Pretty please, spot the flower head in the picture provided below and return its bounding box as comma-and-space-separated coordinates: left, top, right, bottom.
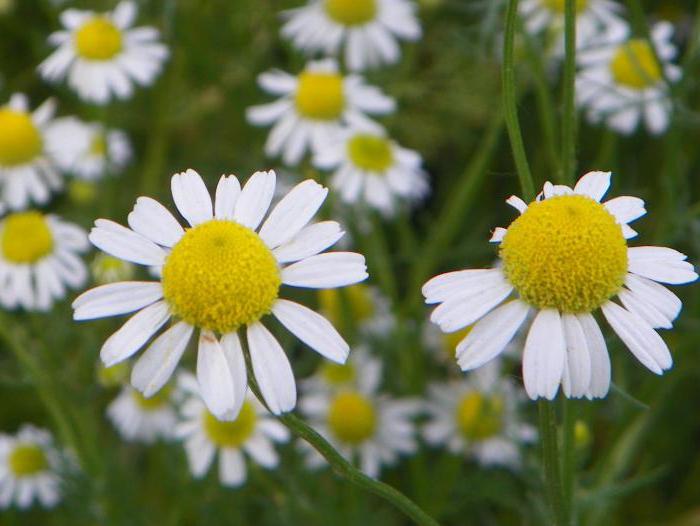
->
107, 382, 178, 443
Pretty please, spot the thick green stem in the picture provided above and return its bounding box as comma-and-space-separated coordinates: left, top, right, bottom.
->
562, 398, 577, 525
539, 400, 566, 526
561, 0, 577, 184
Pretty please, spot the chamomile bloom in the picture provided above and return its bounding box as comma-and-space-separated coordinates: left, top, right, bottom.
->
0, 94, 63, 211
246, 59, 395, 166
175, 373, 289, 488
313, 123, 428, 215
107, 383, 177, 443
39, 1, 169, 105
47, 117, 131, 180
423, 362, 535, 468
281, 0, 421, 71
300, 350, 420, 477
0, 211, 89, 311
73, 169, 367, 422
423, 171, 698, 400
0, 426, 61, 509
576, 22, 680, 135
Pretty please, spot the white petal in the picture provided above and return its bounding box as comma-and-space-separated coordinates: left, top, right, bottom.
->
628, 247, 698, 284
128, 197, 184, 247
506, 195, 527, 213
90, 219, 166, 266
282, 252, 367, 288
561, 314, 591, 398
422, 268, 504, 305
214, 175, 241, 220
272, 221, 344, 263
244, 435, 279, 468
197, 331, 246, 421
618, 288, 672, 329
604, 196, 646, 224
577, 313, 610, 399
573, 171, 611, 201
489, 227, 507, 243
233, 171, 276, 230
73, 281, 163, 320
170, 169, 213, 227
625, 274, 682, 323
247, 323, 296, 414
219, 449, 246, 487
523, 309, 565, 400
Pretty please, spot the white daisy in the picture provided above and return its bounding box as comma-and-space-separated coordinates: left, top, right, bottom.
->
300, 350, 420, 477
38, 1, 169, 105
281, 0, 421, 71
246, 59, 395, 166
423, 361, 536, 468
422, 171, 698, 400
175, 373, 289, 488
47, 117, 131, 180
0, 425, 61, 509
72, 169, 368, 422
313, 123, 428, 215
0, 211, 89, 311
576, 22, 681, 135
0, 94, 63, 212
107, 382, 178, 443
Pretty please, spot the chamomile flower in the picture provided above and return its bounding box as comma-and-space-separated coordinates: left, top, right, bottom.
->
47, 117, 132, 180
0, 94, 63, 211
423, 362, 535, 468
73, 169, 367, 421
0, 425, 61, 509
281, 0, 421, 71
39, 1, 169, 104
107, 383, 178, 443
0, 211, 89, 311
313, 124, 428, 215
422, 171, 698, 400
175, 373, 289, 488
300, 350, 420, 477
576, 22, 680, 135
246, 59, 395, 166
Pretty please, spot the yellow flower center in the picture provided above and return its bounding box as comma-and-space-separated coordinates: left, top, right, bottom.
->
320, 362, 357, 386
131, 384, 172, 411
74, 17, 123, 60
327, 391, 377, 445
8, 444, 48, 476
541, 0, 588, 13
295, 72, 345, 120
455, 392, 504, 441
90, 133, 107, 156
1, 212, 54, 264
0, 109, 43, 167
325, 0, 377, 25
500, 195, 628, 313
202, 401, 257, 448
319, 284, 375, 329
162, 220, 280, 334
610, 39, 662, 90
347, 134, 394, 172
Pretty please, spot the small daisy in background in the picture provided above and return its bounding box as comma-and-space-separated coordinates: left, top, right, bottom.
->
318, 283, 393, 338
246, 59, 395, 166
73, 169, 367, 421
107, 382, 178, 443
281, 0, 421, 71
39, 1, 169, 105
299, 349, 420, 477
0, 94, 63, 211
175, 373, 289, 488
423, 361, 536, 468
576, 22, 680, 135
91, 252, 135, 285
423, 171, 698, 400
0, 425, 62, 509
313, 123, 428, 215
0, 211, 89, 311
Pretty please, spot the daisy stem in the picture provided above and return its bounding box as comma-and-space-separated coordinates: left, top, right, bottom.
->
538, 400, 567, 526
561, 0, 578, 185
561, 398, 577, 524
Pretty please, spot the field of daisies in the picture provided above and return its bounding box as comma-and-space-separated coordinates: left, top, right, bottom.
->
0, 0, 699, 524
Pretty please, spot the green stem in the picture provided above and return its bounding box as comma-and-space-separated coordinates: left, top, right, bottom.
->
503, 0, 535, 200
561, 0, 577, 184
562, 398, 577, 525
366, 212, 398, 302
539, 400, 566, 526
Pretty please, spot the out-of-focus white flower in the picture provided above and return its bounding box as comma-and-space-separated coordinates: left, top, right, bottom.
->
317, 283, 394, 338
107, 382, 178, 443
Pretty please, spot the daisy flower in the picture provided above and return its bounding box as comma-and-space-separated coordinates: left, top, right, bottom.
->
300, 350, 420, 477
423, 361, 536, 468
0, 211, 89, 311
72, 169, 368, 421
47, 117, 131, 180
281, 0, 421, 71
313, 123, 428, 215
0, 94, 63, 211
422, 171, 698, 400
246, 59, 395, 166
38, 1, 169, 105
175, 373, 289, 488
107, 382, 178, 443
576, 22, 681, 135
0, 425, 61, 509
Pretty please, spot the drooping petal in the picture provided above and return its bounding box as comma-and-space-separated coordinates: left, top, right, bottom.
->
247, 322, 296, 414
522, 309, 565, 400
196, 331, 246, 421
561, 314, 591, 398
577, 313, 610, 399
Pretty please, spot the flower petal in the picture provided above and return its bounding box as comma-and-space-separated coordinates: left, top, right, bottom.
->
577, 313, 610, 399
196, 331, 246, 421
628, 247, 698, 284
604, 196, 646, 225
128, 196, 184, 247
282, 252, 367, 288
272, 221, 344, 263
423, 269, 505, 305
247, 322, 296, 414
214, 175, 241, 220
233, 171, 276, 230
170, 169, 213, 227
219, 449, 246, 487
90, 219, 166, 266
523, 309, 565, 400
618, 287, 672, 329
625, 274, 682, 324
73, 281, 163, 320
561, 314, 591, 398
573, 171, 611, 201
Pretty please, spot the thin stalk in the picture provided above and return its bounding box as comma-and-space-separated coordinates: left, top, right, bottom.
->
562, 398, 577, 525
561, 0, 577, 184
539, 400, 566, 526
366, 212, 398, 302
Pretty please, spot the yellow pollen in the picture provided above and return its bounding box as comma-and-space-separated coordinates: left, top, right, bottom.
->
319, 284, 375, 329
500, 195, 628, 313
541, 0, 588, 13
202, 402, 257, 448
320, 362, 357, 386
455, 392, 504, 441
347, 134, 393, 172
74, 17, 123, 60
610, 39, 662, 90
162, 220, 280, 333
8, 444, 48, 476
325, 0, 377, 25
131, 384, 172, 411
328, 391, 377, 445
295, 72, 345, 120
0, 109, 42, 167
1, 212, 54, 264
